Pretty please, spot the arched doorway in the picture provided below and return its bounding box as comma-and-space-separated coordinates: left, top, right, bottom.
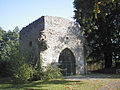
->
59, 48, 76, 76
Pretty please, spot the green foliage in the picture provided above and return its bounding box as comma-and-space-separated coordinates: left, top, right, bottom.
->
31, 69, 43, 81
42, 64, 62, 80
10, 59, 34, 83
0, 27, 35, 83
74, 0, 120, 68
87, 60, 103, 71
0, 26, 62, 83
0, 27, 19, 61
8, 43, 34, 83
0, 27, 20, 77
29, 59, 62, 81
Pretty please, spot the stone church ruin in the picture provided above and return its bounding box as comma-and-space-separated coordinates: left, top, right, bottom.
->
20, 16, 87, 76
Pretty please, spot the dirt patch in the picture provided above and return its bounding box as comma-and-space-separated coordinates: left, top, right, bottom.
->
65, 74, 120, 80
99, 81, 120, 90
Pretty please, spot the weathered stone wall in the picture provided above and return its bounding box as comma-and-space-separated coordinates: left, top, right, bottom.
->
20, 16, 86, 74
20, 17, 45, 65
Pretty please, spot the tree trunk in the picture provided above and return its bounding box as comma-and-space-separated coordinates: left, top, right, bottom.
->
116, 61, 120, 68
104, 52, 112, 68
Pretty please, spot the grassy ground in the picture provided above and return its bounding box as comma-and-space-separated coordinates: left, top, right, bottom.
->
0, 77, 120, 90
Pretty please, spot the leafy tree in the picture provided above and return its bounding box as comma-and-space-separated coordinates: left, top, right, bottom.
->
0, 27, 20, 76
0, 28, 5, 60
0, 26, 19, 61
73, 0, 120, 68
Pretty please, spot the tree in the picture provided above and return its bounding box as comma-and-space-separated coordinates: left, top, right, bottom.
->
73, 0, 120, 68
0, 27, 20, 76
0, 27, 6, 60
0, 27, 19, 61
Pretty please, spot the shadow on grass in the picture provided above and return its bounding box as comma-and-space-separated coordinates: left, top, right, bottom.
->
0, 77, 84, 90
41, 79, 82, 84
0, 77, 41, 89
0, 77, 11, 83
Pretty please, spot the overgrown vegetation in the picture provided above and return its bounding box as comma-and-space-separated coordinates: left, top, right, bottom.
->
31, 64, 62, 81
0, 27, 20, 77
10, 59, 34, 83
0, 27, 62, 83
42, 64, 62, 80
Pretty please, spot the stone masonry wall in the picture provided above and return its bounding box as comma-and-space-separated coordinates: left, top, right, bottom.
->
20, 17, 45, 65
20, 16, 86, 74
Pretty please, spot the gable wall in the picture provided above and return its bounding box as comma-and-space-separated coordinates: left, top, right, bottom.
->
41, 16, 86, 74
20, 16, 86, 74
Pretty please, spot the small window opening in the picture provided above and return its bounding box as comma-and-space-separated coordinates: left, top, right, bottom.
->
66, 37, 69, 39
29, 41, 32, 47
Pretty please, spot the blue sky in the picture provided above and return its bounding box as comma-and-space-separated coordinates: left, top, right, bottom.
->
0, 0, 75, 31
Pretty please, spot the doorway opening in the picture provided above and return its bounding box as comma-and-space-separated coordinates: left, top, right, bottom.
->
59, 48, 76, 76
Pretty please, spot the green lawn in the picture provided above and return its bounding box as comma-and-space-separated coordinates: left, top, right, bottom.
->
0, 77, 119, 90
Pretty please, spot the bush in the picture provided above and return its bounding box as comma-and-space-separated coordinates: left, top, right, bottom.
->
10, 59, 34, 83
31, 64, 62, 81
31, 69, 44, 81
42, 64, 62, 80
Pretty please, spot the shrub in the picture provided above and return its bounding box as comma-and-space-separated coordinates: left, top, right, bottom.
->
10, 58, 34, 83
42, 64, 62, 80
31, 68, 44, 81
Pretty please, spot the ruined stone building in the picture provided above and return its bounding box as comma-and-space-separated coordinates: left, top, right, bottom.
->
20, 16, 87, 76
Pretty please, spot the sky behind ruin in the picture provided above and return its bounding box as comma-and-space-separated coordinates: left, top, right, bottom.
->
0, 0, 74, 31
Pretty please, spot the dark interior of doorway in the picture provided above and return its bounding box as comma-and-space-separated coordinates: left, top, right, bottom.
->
59, 48, 76, 76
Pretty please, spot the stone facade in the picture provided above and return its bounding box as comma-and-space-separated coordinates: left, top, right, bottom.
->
20, 16, 87, 75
